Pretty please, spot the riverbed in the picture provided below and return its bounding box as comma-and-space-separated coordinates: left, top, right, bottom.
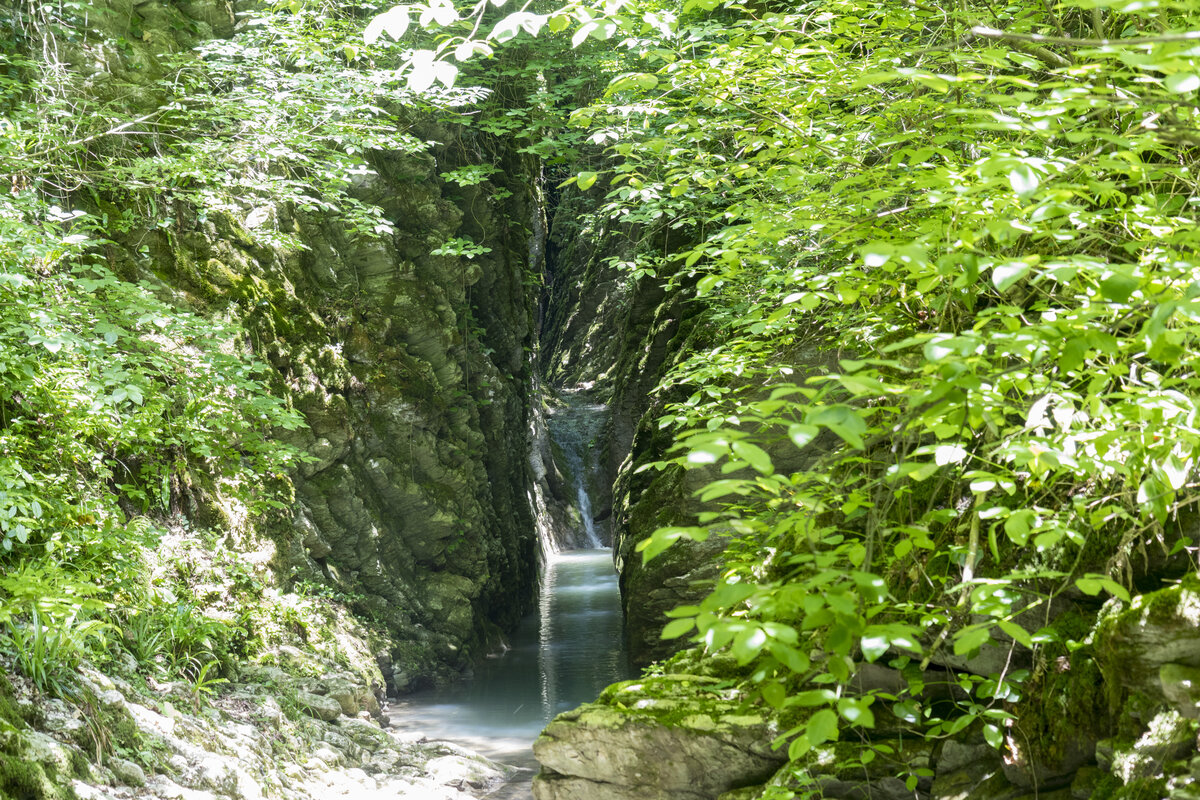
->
388, 549, 630, 798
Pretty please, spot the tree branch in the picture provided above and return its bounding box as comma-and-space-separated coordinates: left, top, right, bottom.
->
971, 24, 1200, 48
967, 27, 1073, 69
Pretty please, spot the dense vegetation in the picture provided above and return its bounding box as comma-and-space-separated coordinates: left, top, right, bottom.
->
0, 0, 438, 699
375, 0, 1200, 793
5, 0, 1200, 795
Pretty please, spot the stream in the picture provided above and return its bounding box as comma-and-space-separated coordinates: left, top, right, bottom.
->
387, 550, 630, 798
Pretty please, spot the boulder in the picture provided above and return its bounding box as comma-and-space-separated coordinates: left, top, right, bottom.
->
320, 673, 366, 717
336, 717, 393, 752
107, 755, 147, 787
297, 691, 342, 722
1095, 577, 1200, 699
532, 676, 785, 800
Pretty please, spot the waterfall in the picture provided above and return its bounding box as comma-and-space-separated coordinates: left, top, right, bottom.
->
535, 389, 610, 553
387, 389, 627, 799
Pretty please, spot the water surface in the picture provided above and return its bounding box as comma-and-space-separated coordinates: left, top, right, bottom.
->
389, 550, 630, 797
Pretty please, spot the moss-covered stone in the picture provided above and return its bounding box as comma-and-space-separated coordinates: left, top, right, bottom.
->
0, 752, 76, 800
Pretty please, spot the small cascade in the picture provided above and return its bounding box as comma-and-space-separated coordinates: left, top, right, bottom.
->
540, 390, 610, 552
387, 387, 627, 798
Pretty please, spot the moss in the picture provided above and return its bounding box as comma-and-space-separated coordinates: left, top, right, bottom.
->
1110, 776, 1168, 800
0, 752, 77, 800
69, 697, 142, 766
0, 678, 27, 733
1007, 635, 1114, 776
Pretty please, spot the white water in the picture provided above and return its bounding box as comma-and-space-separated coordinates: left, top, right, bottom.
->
547, 397, 608, 550
388, 550, 630, 797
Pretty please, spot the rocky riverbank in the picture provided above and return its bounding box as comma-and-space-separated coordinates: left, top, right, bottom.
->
1, 648, 527, 800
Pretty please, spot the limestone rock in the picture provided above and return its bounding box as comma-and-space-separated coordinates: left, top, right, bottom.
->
108, 755, 147, 787
532, 677, 785, 800
320, 673, 365, 717
336, 717, 393, 751
21, 730, 76, 774
425, 752, 509, 794
297, 691, 342, 722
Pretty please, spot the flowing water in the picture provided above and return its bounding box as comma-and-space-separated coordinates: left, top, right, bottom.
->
388, 549, 631, 798
547, 395, 609, 549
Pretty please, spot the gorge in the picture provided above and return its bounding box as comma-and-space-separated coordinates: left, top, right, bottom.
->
3, 1, 1200, 800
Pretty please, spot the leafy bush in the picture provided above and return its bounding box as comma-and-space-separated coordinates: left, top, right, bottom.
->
444, 0, 1200, 778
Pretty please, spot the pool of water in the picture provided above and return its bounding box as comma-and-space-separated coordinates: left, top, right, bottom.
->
388, 549, 631, 797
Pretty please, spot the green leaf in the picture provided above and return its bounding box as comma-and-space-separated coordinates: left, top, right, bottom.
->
1004, 510, 1034, 545
859, 632, 889, 662
364, 6, 410, 44
998, 619, 1032, 648
1162, 455, 1188, 491
636, 526, 708, 562
731, 440, 773, 474
992, 261, 1030, 292
788, 424, 819, 448
807, 405, 866, 450
788, 734, 812, 760
837, 696, 875, 727
983, 723, 1004, 749
1076, 574, 1129, 602
934, 444, 967, 466
1100, 273, 1138, 304
1008, 164, 1039, 198
806, 709, 839, 745
661, 618, 696, 639
1166, 73, 1200, 94
761, 682, 787, 709
860, 243, 893, 268
953, 625, 991, 656
731, 626, 767, 664
789, 689, 836, 707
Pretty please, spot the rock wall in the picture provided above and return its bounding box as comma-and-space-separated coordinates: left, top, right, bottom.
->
22, 0, 543, 690
168, 134, 543, 689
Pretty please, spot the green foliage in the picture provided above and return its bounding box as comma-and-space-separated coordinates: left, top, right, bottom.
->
0, 566, 111, 697
0, 0, 352, 703
510, 0, 1200, 785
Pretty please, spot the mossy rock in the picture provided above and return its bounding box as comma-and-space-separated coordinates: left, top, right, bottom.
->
1096, 575, 1200, 705
0, 751, 77, 800
534, 679, 786, 800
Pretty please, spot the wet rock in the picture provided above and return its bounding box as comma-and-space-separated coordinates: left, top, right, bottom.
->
532, 677, 785, 800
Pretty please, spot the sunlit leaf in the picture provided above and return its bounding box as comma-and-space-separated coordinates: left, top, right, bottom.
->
364, 5, 410, 43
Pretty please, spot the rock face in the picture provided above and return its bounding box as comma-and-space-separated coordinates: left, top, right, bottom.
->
531, 676, 786, 800
201, 136, 542, 686
55, 0, 543, 689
